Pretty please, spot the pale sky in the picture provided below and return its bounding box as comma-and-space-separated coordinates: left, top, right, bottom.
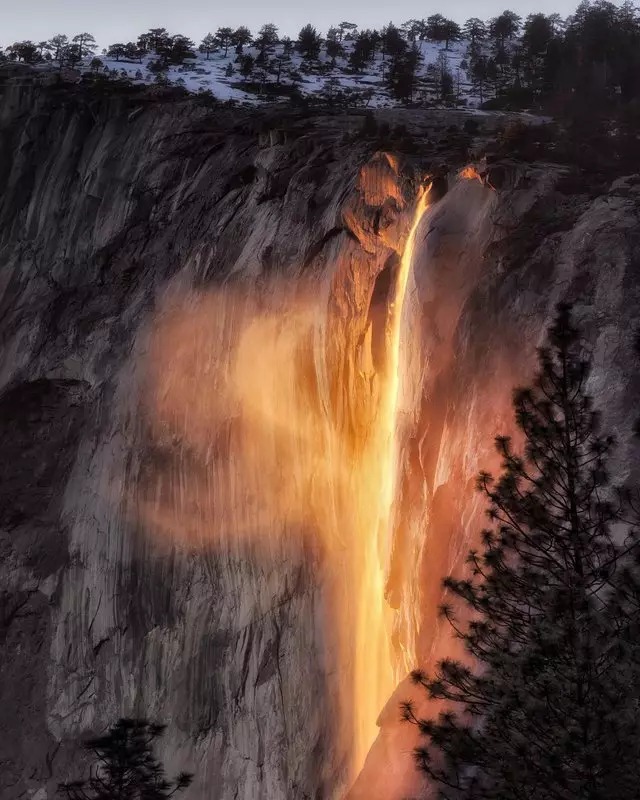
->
2, 0, 581, 50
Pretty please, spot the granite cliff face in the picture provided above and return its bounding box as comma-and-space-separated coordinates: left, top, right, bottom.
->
1, 71, 639, 800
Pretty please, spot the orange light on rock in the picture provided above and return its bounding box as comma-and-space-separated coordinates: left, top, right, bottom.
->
136, 181, 432, 784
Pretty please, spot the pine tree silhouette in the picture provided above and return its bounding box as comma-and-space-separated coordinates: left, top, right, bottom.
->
403, 304, 640, 799
57, 718, 193, 800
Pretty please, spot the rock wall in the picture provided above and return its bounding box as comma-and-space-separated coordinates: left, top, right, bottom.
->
0, 73, 424, 799
352, 168, 640, 799
1, 71, 640, 800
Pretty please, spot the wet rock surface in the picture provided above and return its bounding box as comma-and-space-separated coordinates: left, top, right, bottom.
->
1, 70, 639, 800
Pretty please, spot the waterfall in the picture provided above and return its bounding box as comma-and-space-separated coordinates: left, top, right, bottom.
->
134, 182, 433, 785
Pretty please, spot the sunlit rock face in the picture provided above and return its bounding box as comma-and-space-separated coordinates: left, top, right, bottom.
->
350, 169, 640, 799
2, 71, 640, 800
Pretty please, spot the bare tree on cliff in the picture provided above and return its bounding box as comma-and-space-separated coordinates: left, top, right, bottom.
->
57, 718, 193, 800
403, 304, 640, 799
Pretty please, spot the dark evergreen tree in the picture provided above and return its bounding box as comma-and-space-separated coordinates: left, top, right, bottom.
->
403, 19, 428, 42
463, 18, 488, 45
57, 719, 192, 800
426, 14, 461, 48
255, 48, 269, 70
163, 35, 195, 65
6, 41, 40, 63
270, 49, 291, 85
521, 14, 554, 95
214, 27, 234, 57
490, 10, 523, 45
381, 22, 407, 58
72, 33, 96, 58
349, 31, 377, 71
426, 14, 447, 42
387, 45, 421, 102
522, 13, 554, 55
64, 44, 83, 68
231, 26, 252, 53
297, 24, 322, 60
144, 28, 171, 53
326, 35, 345, 64
470, 54, 492, 103
123, 42, 144, 62
48, 34, 69, 62
36, 40, 51, 58
338, 21, 358, 41
442, 20, 462, 49
254, 23, 279, 50
199, 33, 217, 60
239, 53, 255, 80
403, 305, 640, 800
106, 43, 126, 61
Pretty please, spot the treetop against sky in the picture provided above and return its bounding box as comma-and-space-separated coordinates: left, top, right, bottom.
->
3, 0, 601, 51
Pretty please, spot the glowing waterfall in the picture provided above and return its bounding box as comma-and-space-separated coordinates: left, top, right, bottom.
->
138, 178, 432, 786
353, 184, 432, 770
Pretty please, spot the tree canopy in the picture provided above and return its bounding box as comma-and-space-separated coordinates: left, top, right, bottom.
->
57, 718, 193, 800
403, 305, 640, 800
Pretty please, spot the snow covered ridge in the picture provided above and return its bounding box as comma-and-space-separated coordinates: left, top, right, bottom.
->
16, 38, 480, 109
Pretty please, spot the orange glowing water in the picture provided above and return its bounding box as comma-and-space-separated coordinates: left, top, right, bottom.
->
353, 184, 431, 769
138, 183, 432, 785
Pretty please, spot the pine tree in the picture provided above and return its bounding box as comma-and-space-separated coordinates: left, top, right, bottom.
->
442, 20, 462, 50
57, 718, 192, 800
121, 42, 143, 62
231, 26, 252, 54
48, 34, 69, 62
463, 18, 488, 45
349, 31, 377, 71
199, 33, 217, 60
106, 43, 126, 62
338, 21, 358, 41
387, 46, 421, 102
239, 54, 254, 81
297, 24, 322, 60
490, 10, 522, 45
403, 304, 640, 800
164, 35, 195, 65
381, 22, 407, 58
426, 15, 461, 48
326, 37, 345, 64
72, 33, 96, 59
214, 27, 234, 57
64, 44, 83, 68
254, 23, 279, 50
145, 28, 171, 53
403, 19, 428, 42
6, 41, 40, 63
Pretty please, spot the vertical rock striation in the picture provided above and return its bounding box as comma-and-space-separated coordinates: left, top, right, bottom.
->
0, 73, 424, 799
2, 71, 640, 800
